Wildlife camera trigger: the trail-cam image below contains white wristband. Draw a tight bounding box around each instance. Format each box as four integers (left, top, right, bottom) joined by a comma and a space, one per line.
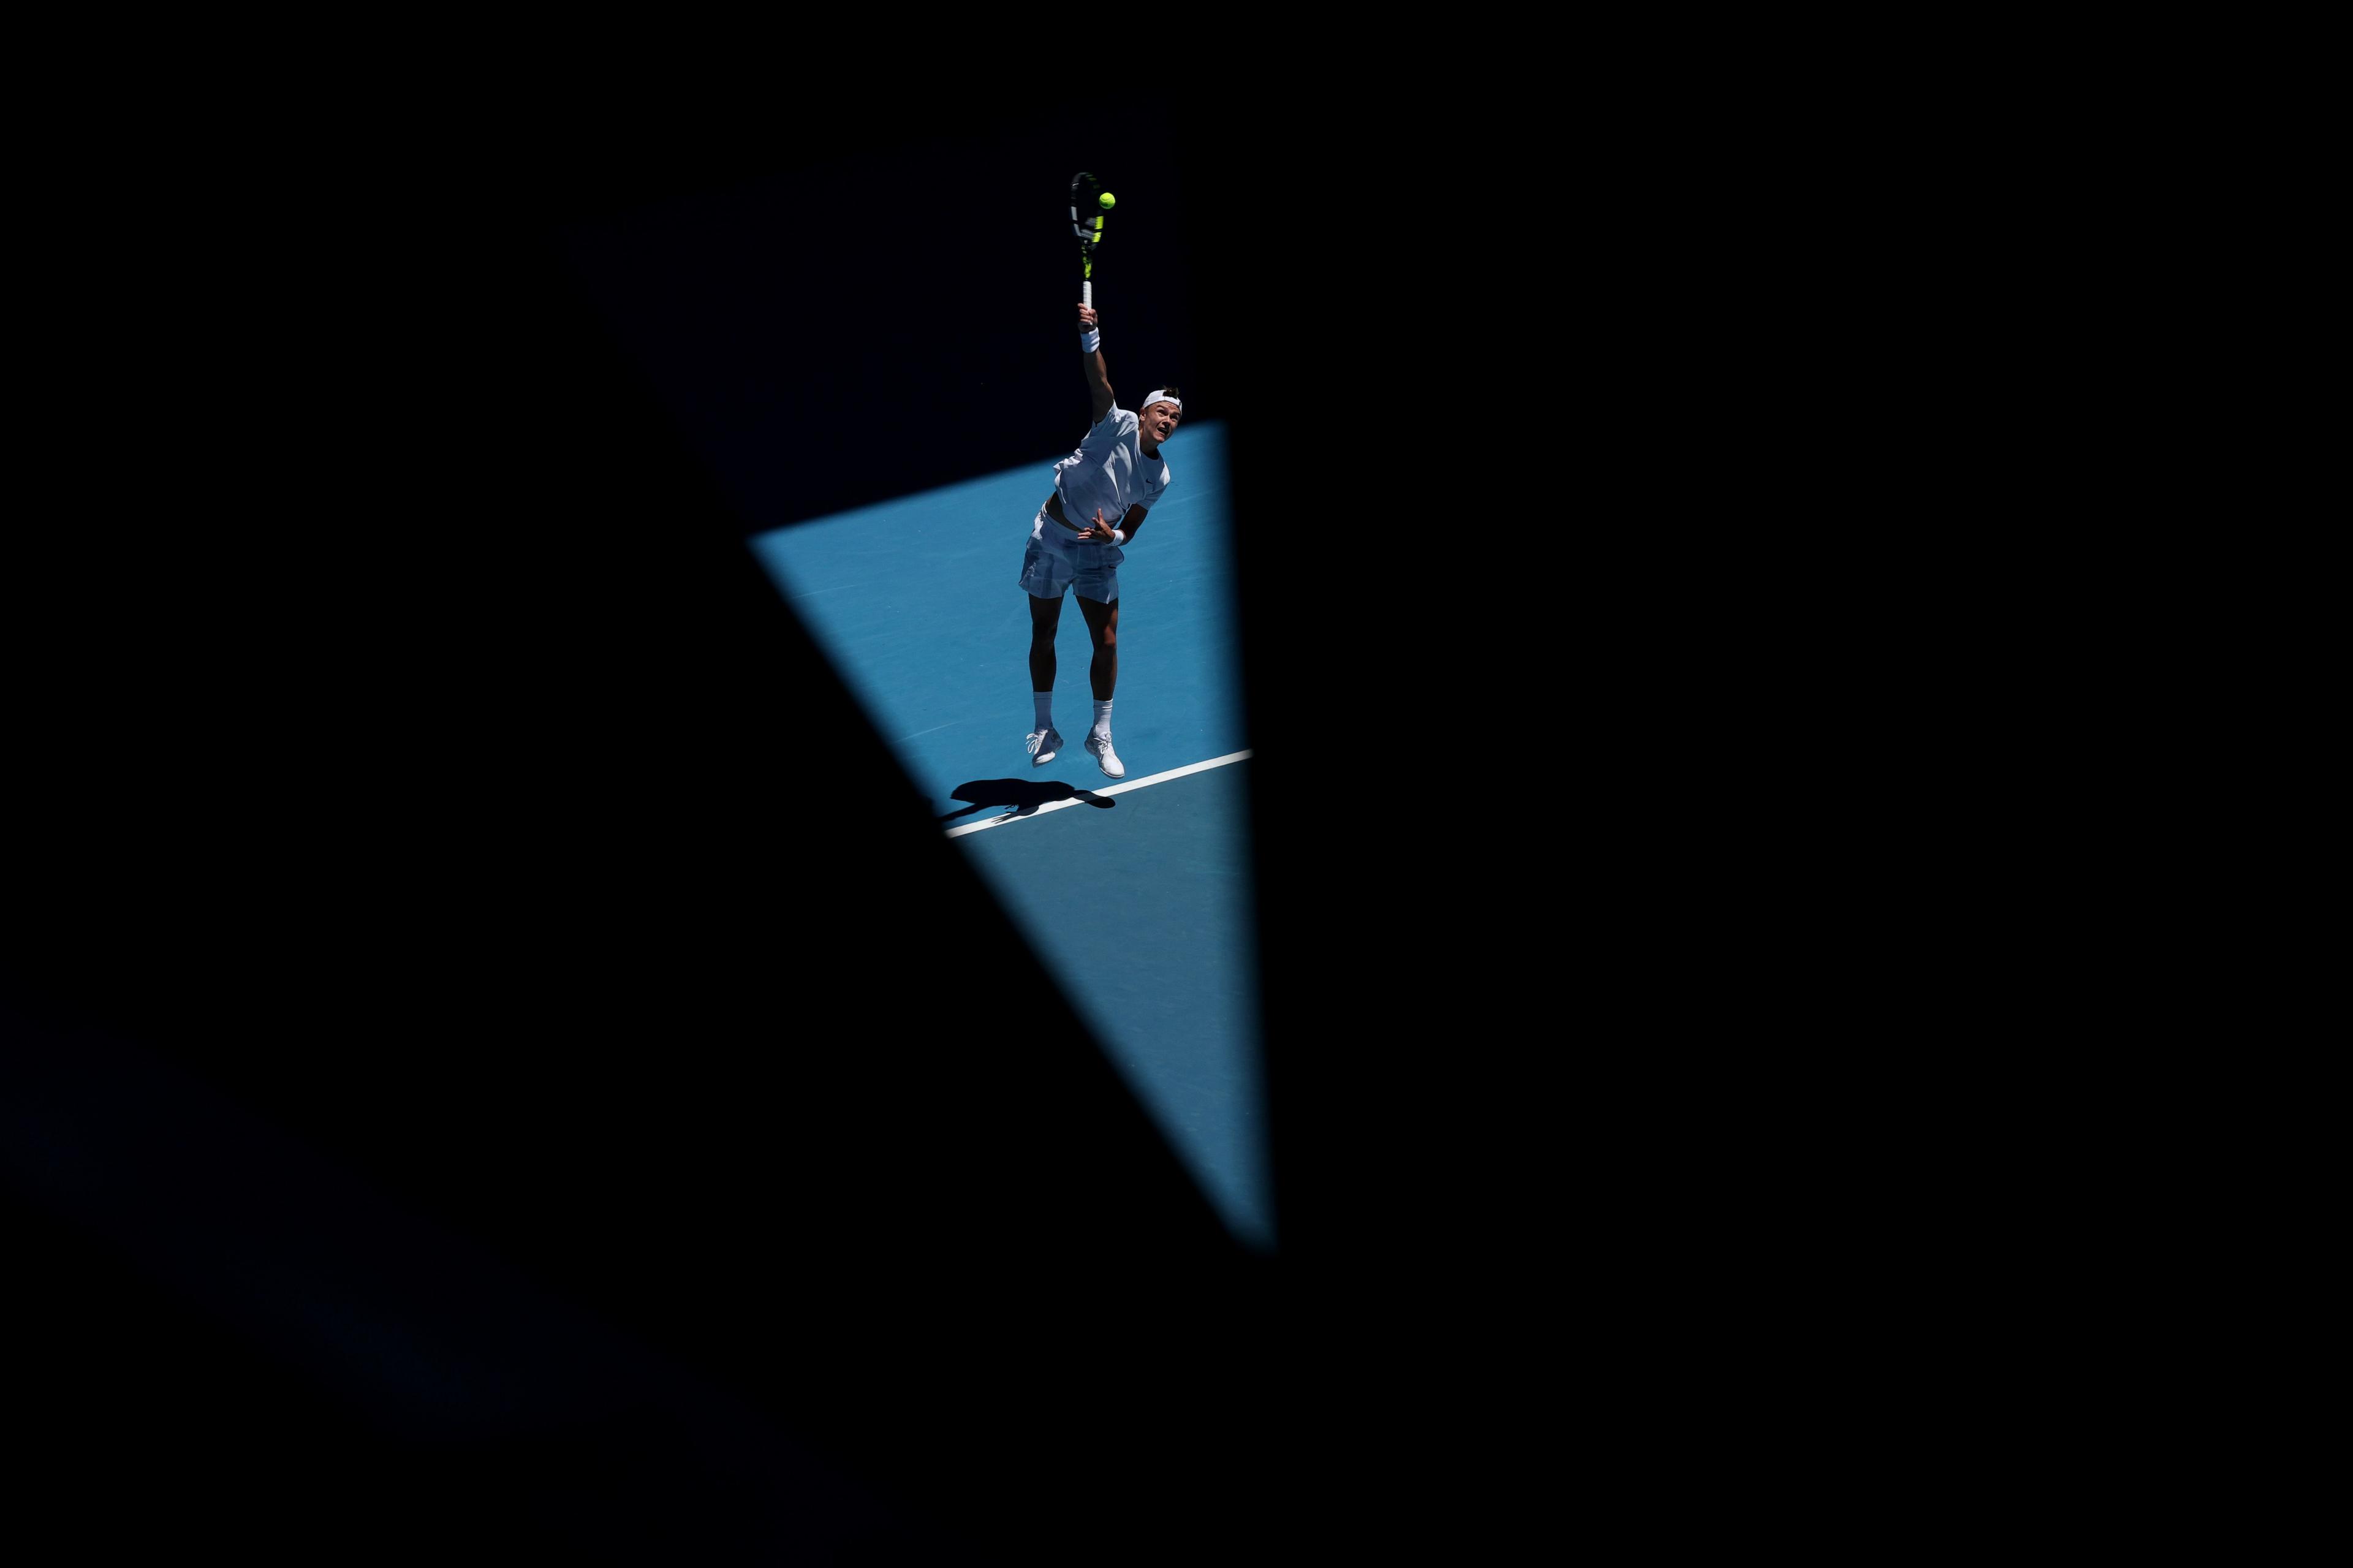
1080, 328, 1101, 353
1112, 529, 1126, 545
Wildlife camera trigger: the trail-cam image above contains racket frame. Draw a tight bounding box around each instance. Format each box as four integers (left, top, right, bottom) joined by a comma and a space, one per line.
1069, 172, 1105, 307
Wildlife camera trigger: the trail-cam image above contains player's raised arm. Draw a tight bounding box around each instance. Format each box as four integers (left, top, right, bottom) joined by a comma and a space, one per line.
1077, 303, 1114, 425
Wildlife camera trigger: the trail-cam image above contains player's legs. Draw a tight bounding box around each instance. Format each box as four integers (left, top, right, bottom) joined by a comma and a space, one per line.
1076, 592, 1118, 701
1075, 591, 1126, 778
1024, 588, 1067, 764
1028, 590, 1064, 691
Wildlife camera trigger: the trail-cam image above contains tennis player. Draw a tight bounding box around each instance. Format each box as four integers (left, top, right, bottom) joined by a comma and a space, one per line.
1018, 300, 1181, 781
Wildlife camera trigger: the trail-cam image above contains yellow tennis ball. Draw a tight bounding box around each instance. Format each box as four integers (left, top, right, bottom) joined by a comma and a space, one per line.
1098, 192, 1116, 210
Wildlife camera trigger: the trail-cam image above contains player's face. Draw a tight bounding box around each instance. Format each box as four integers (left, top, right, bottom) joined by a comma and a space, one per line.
1142, 401, 1181, 446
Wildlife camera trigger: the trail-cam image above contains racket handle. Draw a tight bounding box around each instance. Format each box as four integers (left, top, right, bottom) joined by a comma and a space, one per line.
1083, 279, 1092, 308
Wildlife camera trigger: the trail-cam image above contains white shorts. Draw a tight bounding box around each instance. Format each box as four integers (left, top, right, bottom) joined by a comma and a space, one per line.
1018, 503, 1124, 602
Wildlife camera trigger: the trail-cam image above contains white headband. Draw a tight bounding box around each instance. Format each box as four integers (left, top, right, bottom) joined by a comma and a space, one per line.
1141, 390, 1183, 414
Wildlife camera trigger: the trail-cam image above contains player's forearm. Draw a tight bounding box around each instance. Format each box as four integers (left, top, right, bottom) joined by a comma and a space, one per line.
1078, 305, 1112, 411
1085, 348, 1113, 421
1119, 506, 1146, 542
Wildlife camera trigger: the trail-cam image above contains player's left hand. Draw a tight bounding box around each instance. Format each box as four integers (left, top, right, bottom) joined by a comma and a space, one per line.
1075, 507, 1118, 542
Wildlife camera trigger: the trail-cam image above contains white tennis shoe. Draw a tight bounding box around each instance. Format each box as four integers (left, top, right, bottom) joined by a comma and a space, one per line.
1026, 726, 1063, 767
1085, 730, 1125, 780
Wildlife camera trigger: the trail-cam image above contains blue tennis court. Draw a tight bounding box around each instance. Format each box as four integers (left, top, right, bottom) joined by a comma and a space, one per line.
748, 420, 1270, 1251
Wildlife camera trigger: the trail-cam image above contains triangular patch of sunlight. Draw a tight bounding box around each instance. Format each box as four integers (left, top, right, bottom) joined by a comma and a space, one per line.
748, 425, 1270, 1251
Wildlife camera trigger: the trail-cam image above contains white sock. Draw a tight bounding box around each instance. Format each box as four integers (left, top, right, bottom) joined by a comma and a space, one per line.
1033, 692, 1054, 731
1091, 699, 1113, 740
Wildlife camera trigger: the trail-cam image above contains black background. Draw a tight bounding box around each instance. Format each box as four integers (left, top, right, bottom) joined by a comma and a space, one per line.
1, 58, 1825, 1562
556, 123, 1211, 537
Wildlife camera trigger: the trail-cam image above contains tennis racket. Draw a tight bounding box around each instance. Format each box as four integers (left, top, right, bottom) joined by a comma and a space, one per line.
1070, 171, 1107, 308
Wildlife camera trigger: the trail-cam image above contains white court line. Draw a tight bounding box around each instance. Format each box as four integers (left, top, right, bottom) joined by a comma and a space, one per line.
943, 749, 1252, 837
895, 718, 983, 743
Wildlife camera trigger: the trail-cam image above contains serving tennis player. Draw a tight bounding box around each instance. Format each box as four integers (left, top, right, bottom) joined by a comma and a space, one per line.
1018, 301, 1181, 780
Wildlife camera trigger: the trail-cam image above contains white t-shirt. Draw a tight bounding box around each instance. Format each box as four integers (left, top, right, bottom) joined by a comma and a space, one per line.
1051, 406, 1172, 528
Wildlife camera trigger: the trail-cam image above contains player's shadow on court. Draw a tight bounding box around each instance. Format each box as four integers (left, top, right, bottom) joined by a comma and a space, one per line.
938, 778, 1116, 825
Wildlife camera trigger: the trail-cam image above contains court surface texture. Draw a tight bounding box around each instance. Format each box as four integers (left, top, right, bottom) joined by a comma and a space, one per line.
749, 420, 1269, 1251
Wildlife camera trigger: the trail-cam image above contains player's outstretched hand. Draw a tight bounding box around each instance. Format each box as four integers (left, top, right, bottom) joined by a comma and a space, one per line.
1078, 304, 1098, 332
1075, 507, 1118, 542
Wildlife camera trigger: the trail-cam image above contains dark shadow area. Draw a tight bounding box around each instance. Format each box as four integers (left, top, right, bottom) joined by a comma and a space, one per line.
938, 778, 1116, 823
3, 998, 964, 1562
4, 55, 1761, 1562
9, 86, 1291, 1564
